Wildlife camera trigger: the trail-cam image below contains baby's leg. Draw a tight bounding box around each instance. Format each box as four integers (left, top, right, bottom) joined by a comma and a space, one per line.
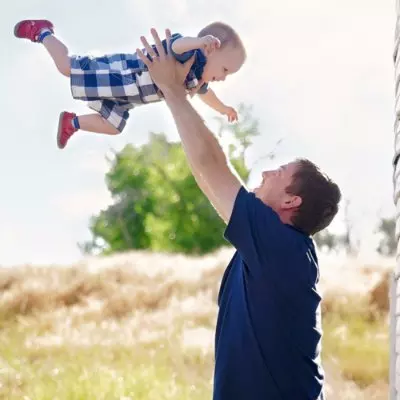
76, 114, 119, 135
42, 35, 71, 77
85, 100, 131, 134
57, 100, 132, 149
14, 19, 71, 77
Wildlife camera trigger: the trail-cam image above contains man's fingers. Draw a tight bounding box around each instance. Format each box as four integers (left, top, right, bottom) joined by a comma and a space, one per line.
189, 84, 201, 96
140, 35, 156, 58
181, 53, 196, 76
188, 88, 197, 98
165, 28, 172, 53
150, 28, 165, 59
136, 48, 151, 67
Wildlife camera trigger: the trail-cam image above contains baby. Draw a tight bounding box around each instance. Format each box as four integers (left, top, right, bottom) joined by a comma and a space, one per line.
14, 19, 246, 149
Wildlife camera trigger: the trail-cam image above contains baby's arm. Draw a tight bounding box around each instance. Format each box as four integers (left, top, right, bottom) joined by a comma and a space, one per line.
198, 89, 238, 122
198, 88, 226, 113
171, 35, 220, 57
171, 36, 204, 54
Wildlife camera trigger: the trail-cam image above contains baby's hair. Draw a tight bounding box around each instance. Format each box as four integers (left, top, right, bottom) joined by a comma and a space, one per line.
198, 22, 244, 51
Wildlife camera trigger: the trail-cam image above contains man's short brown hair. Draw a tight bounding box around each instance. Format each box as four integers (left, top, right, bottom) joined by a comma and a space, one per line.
286, 158, 341, 236
198, 21, 244, 51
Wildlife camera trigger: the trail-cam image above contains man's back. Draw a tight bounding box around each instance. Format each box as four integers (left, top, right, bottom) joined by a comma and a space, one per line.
213, 187, 325, 400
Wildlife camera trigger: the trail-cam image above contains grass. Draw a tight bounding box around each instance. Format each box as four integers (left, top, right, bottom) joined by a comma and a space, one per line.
0, 251, 391, 399
322, 308, 388, 388
0, 324, 212, 400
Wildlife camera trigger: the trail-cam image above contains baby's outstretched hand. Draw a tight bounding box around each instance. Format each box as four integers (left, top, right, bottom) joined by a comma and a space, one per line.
200, 35, 221, 55
222, 106, 238, 123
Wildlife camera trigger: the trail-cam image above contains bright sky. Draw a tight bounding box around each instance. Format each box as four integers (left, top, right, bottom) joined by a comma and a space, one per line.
1, 0, 396, 266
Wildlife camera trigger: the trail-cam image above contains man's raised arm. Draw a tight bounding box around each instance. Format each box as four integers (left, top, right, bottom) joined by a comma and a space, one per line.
137, 29, 244, 223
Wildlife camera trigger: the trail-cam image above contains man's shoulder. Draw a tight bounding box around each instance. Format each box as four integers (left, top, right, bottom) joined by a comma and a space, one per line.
224, 186, 296, 251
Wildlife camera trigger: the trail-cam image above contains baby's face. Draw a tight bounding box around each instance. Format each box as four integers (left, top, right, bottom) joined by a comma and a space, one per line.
202, 45, 245, 83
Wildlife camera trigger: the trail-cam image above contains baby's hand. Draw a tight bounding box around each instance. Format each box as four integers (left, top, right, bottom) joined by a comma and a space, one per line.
222, 106, 238, 123
200, 35, 221, 55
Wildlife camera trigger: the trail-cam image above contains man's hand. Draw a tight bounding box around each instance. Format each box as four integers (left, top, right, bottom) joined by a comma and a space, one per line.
199, 35, 221, 55
222, 106, 238, 123
187, 78, 207, 97
136, 28, 195, 94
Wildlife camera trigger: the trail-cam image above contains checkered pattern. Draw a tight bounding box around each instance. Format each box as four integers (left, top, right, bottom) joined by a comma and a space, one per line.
70, 53, 162, 132
69, 49, 204, 132
86, 99, 134, 133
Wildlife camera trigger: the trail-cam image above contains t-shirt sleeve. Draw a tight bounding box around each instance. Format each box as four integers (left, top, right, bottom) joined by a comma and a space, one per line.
169, 33, 196, 63
197, 83, 209, 94
224, 186, 294, 272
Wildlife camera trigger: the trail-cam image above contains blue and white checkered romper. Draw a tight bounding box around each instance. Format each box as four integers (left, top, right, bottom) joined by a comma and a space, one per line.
69, 34, 209, 133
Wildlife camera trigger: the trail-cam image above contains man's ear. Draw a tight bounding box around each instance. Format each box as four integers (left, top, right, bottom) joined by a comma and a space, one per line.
282, 195, 302, 210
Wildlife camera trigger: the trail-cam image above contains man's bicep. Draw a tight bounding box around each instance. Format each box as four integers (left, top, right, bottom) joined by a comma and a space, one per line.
198, 160, 242, 224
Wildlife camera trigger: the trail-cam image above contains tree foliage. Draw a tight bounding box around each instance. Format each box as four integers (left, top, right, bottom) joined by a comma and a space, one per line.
376, 217, 396, 256
80, 104, 265, 255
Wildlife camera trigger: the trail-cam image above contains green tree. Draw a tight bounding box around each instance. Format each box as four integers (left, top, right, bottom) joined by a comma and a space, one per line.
376, 216, 396, 256
313, 229, 340, 252
80, 103, 268, 256
313, 200, 359, 255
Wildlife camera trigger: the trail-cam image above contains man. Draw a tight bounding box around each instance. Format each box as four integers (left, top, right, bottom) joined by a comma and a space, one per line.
137, 28, 341, 400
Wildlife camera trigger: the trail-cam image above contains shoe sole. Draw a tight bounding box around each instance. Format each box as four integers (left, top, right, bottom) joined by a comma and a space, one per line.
57, 112, 66, 149
13, 19, 53, 40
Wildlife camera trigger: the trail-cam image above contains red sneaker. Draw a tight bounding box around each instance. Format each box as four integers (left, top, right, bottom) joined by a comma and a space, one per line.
57, 112, 78, 149
14, 19, 54, 43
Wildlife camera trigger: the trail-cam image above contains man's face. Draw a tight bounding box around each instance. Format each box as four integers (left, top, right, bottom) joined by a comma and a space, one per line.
201, 45, 245, 83
253, 161, 301, 212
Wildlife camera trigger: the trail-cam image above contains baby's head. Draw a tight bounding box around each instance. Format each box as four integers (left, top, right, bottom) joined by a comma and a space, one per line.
198, 22, 246, 83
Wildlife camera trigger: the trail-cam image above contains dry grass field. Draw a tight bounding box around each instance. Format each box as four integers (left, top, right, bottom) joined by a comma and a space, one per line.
0, 248, 392, 399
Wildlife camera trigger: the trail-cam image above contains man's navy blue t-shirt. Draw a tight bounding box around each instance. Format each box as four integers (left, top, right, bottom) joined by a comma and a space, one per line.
213, 186, 325, 400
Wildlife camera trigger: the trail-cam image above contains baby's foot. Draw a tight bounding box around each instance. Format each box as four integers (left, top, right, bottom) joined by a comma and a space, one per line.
57, 112, 78, 149
14, 19, 54, 43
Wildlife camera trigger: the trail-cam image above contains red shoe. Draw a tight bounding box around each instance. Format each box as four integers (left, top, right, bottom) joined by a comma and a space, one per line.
14, 19, 54, 42
57, 112, 78, 149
